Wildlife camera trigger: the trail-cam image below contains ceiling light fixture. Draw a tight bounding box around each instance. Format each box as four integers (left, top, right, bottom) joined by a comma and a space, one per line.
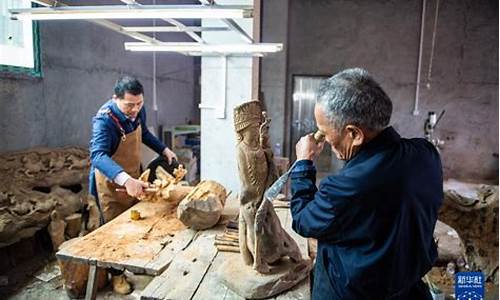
122, 26, 229, 32
9, 5, 253, 21
123, 42, 282, 55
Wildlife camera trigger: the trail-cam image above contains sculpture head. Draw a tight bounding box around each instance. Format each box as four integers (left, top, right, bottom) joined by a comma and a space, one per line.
234, 101, 263, 142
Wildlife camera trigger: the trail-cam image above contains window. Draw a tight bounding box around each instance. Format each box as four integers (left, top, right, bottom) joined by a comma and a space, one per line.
0, 0, 41, 77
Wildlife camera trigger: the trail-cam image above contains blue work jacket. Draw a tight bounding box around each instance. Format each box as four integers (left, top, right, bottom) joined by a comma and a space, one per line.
290, 127, 442, 299
88, 99, 166, 199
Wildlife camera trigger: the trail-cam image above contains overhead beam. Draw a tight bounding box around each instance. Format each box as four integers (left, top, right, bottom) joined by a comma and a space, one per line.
119, 0, 206, 45
163, 18, 205, 43
221, 18, 253, 43
26, 0, 158, 43
198, 1, 253, 43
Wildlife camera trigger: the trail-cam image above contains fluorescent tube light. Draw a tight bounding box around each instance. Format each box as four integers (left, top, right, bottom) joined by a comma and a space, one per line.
122, 26, 229, 32
124, 42, 283, 55
9, 5, 253, 21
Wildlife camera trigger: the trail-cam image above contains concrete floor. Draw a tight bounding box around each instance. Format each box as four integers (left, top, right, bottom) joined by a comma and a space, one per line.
8, 260, 151, 300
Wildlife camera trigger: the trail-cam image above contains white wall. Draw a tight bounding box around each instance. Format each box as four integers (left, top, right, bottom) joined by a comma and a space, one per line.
200, 0, 253, 194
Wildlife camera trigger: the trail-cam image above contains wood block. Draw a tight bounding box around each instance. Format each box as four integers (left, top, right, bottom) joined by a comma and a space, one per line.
65, 213, 82, 238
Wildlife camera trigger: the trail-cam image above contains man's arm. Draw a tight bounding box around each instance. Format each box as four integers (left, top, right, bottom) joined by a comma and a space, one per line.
90, 116, 124, 181
91, 116, 148, 197
290, 160, 352, 239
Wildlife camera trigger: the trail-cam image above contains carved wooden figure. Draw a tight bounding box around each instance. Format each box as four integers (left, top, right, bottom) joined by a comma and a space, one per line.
234, 101, 302, 273
0, 147, 89, 248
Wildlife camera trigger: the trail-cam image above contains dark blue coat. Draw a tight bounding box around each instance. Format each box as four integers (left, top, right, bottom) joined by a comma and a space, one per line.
290, 127, 442, 299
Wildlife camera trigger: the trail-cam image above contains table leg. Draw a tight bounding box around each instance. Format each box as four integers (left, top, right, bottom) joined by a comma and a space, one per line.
85, 264, 98, 300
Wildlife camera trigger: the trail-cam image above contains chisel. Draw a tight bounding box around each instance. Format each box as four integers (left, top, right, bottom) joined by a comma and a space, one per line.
264, 130, 325, 201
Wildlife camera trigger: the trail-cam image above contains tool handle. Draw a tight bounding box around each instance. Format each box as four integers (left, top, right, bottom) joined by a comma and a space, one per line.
115, 188, 158, 193
313, 130, 325, 143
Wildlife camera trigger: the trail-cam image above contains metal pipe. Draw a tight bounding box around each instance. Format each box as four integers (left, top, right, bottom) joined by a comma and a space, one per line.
413, 0, 427, 116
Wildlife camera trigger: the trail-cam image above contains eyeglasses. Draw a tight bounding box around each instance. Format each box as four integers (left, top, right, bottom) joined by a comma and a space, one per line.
121, 100, 144, 110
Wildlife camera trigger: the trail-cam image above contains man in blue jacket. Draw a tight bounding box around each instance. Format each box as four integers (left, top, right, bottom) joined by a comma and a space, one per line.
89, 76, 177, 294
292, 68, 442, 299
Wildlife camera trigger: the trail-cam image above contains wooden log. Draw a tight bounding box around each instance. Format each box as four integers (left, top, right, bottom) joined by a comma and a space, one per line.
439, 180, 499, 282
214, 240, 239, 247
177, 180, 227, 230
48, 210, 66, 251
215, 236, 238, 242
65, 213, 82, 238
216, 234, 238, 242
216, 245, 240, 253
223, 231, 239, 238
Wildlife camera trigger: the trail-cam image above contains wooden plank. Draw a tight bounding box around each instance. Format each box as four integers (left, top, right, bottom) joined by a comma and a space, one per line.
141, 230, 219, 300
84, 264, 98, 300
191, 251, 245, 300
143, 228, 197, 275
56, 201, 190, 274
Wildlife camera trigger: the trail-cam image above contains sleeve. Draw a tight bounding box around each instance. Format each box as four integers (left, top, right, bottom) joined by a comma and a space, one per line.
114, 171, 131, 186
89, 116, 125, 181
139, 108, 167, 154
290, 160, 356, 239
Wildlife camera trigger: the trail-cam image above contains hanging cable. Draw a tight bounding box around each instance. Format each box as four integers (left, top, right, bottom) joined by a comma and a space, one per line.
426, 0, 440, 89
152, 0, 159, 130
413, 0, 427, 116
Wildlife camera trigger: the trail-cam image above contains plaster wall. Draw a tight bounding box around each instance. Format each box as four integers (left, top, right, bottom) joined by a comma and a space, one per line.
261, 0, 498, 181
0, 10, 199, 153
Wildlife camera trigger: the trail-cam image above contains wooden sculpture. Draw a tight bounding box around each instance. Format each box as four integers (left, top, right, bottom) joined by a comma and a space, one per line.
0, 147, 89, 248
234, 101, 302, 273
439, 179, 499, 283
135, 165, 191, 204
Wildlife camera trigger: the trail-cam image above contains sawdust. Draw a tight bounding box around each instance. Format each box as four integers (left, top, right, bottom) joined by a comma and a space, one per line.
64, 201, 186, 264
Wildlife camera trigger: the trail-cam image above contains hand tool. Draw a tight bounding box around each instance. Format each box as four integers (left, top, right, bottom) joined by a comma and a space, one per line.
264, 130, 325, 201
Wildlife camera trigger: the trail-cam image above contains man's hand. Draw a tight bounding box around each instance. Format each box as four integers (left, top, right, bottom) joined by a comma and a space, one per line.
163, 147, 177, 164
124, 177, 149, 198
296, 133, 324, 161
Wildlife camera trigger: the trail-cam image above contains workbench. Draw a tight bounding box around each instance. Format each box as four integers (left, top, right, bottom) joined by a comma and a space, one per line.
56, 198, 311, 300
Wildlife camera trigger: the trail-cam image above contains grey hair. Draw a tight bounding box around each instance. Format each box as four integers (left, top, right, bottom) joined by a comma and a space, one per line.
316, 68, 392, 131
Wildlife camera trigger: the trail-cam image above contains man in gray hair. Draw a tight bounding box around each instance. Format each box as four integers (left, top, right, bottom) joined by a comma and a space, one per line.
291, 68, 442, 299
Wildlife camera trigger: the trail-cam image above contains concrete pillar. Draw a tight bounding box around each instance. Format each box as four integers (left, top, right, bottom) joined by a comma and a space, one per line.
200, 0, 253, 194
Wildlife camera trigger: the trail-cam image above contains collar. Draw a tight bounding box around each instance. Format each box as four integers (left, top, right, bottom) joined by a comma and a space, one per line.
362, 126, 400, 151
109, 100, 131, 123
346, 126, 400, 164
